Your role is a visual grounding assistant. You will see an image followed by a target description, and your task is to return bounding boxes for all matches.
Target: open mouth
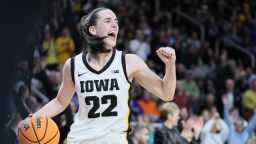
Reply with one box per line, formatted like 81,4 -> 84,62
107,31 -> 117,39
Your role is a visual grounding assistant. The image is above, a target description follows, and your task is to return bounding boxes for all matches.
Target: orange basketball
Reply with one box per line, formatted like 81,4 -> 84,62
18,115 -> 60,144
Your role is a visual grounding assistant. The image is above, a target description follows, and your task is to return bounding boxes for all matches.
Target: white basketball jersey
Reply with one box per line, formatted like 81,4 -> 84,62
67,50 -> 131,143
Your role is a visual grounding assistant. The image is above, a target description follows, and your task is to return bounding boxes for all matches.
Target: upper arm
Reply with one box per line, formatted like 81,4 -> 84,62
56,58 -> 75,106
126,54 -> 164,99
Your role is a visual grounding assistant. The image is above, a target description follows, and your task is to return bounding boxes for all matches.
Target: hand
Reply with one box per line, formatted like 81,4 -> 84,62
222,96 -> 228,106
16,114 -> 33,138
156,47 -> 176,65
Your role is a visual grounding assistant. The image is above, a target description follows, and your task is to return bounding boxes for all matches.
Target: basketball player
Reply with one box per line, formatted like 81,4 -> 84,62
19,7 -> 176,144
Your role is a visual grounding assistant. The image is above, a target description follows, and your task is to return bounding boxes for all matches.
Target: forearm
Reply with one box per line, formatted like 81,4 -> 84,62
162,63 -> 176,101
223,106 -> 232,127
34,98 -> 68,118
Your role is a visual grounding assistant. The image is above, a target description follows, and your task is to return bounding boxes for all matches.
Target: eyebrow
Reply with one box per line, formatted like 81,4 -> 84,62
103,18 -> 118,21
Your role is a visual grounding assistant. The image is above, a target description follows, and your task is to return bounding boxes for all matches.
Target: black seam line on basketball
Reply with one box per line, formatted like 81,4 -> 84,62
38,116 -> 48,141
31,117 -> 41,144
44,130 -> 59,144
19,127 -> 39,143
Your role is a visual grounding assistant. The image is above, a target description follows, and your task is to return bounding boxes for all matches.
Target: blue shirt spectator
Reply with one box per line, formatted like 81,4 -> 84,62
223,98 -> 256,144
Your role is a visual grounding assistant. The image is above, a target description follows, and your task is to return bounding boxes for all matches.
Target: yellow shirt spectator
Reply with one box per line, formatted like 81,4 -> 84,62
42,34 -> 57,65
56,27 -> 75,64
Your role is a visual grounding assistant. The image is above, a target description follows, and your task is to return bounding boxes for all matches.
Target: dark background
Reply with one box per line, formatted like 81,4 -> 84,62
0,0 -> 46,143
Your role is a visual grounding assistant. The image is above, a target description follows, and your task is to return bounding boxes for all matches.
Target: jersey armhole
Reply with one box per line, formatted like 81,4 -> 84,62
71,57 -> 75,84
121,52 -> 132,84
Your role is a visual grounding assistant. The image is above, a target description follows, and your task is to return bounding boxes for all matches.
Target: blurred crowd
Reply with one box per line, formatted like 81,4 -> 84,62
4,0 -> 256,144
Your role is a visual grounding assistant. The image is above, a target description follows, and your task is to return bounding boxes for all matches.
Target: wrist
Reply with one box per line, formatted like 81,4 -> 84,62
166,62 -> 175,68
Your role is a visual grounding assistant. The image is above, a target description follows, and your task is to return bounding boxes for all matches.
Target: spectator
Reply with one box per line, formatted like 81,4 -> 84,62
128,29 -> 151,61
203,93 -> 216,111
200,107 -> 229,144
181,44 -> 199,69
138,90 -> 160,122
129,124 -> 150,144
223,96 -> 256,144
56,27 -> 75,65
180,70 -> 200,97
243,78 -> 256,120
41,31 -> 58,70
219,79 -> 242,115
130,94 -> 144,121
187,115 -> 205,142
154,102 -> 189,144
173,81 -> 190,110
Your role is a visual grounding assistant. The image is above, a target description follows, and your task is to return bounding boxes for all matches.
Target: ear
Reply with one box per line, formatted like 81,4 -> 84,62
88,26 -> 96,36
167,113 -> 173,120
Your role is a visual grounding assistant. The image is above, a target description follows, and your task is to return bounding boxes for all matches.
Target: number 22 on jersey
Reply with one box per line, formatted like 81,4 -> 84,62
85,95 -> 118,118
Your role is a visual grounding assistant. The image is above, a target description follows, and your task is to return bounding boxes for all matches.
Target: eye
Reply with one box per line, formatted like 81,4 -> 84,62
114,19 -> 119,24
105,20 -> 111,23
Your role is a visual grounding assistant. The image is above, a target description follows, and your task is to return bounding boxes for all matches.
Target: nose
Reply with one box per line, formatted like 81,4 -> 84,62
111,21 -> 118,29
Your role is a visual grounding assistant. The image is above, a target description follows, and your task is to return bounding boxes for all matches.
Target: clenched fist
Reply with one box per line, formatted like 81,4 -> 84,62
156,47 -> 176,65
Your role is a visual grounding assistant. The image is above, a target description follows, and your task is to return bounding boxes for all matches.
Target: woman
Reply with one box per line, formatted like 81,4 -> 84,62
18,7 -> 176,144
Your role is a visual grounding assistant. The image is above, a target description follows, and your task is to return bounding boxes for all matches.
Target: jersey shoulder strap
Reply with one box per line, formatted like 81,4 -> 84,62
71,57 -> 75,84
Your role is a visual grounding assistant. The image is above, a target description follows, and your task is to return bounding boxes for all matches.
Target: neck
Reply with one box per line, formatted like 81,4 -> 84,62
87,50 -> 113,67
164,121 -> 175,129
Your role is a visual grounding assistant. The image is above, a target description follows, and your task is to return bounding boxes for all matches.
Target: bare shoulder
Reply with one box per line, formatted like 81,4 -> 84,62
62,58 -> 73,81
125,54 -> 145,65
125,54 -> 148,78
63,58 -> 71,71
65,58 -> 71,66
125,54 -> 147,69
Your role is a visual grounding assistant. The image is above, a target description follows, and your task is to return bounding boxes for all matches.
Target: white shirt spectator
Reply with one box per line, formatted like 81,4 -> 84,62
129,39 -> 150,61
128,29 -> 151,61
201,118 -> 229,144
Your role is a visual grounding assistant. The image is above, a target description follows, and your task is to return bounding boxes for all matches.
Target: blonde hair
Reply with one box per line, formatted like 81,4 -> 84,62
160,102 -> 180,121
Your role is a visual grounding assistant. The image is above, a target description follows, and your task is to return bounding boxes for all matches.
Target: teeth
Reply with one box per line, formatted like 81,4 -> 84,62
107,31 -> 117,39
109,31 -> 116,35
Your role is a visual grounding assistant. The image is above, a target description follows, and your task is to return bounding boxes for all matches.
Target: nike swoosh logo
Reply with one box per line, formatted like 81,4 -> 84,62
112,70 -> 119,73
78,72 -> 87,76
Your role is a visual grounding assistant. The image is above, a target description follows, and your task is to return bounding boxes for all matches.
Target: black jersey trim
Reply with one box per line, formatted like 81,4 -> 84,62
71,57 -> 75,84
82,49 -> 116,75
121,52 -> 132,84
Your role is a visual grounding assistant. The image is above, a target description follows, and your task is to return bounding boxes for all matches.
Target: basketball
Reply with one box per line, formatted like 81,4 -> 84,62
18,115 -> 60,144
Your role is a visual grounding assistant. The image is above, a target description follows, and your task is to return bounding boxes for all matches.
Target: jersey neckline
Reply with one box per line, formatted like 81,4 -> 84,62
82,49 -> 116,75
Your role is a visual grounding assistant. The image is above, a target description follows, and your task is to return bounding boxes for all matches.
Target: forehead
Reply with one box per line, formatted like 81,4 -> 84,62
97,9 -> 117,20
